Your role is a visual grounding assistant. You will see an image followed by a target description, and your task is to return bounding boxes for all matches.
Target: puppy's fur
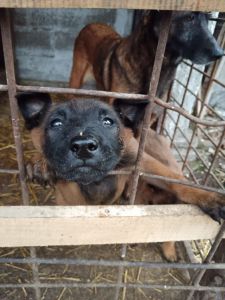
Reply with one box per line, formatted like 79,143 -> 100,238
18,92 -> 225,261
69,11 -> 223,101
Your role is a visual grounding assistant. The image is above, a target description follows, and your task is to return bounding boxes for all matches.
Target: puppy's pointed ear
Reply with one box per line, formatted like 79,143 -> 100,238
113,98 -> 149,133
16,92 -> 52,130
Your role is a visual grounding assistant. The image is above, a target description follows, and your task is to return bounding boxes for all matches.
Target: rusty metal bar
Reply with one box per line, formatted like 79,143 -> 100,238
203,127 -> 225,185
171,64 -> 194,144
128,12 -> 173,205
182,62 -> 219,170
183,62 -> 225,89
0,167 -> 219,194
166,113 -> 224,188
172,80 -> 225,121
0,282 -> 225,292
197,125 -> 225,157
114,244 -> 127,300
156,72 -> 176,133
0,257 -> 225,270
17,84 -> 225,127
0,84 -> 7,91
186,222 -> 225,300
0,7 -> 224,299
0,9 -> 29,205
113,13 -> 173,299
0,8 -> 40,300
111,169 -> 225,194
170,145 -> 199,183
0,168 -> 19,174
163,126 -> 202,184
156,112 -> 164,134
164,143 -> 199,182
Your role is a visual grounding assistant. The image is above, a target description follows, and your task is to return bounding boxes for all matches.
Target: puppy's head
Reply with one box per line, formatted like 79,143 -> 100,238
17,93 -> 148,185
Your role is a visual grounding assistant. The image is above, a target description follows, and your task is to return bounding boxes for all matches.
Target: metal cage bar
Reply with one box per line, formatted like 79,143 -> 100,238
0,9 -> 41,300
0,7 -> 224,300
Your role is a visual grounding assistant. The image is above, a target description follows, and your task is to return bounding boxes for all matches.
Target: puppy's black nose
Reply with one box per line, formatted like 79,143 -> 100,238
71,136 -> 99,158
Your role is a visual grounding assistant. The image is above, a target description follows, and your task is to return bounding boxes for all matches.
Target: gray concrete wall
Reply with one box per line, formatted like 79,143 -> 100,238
12,8 -> 134,85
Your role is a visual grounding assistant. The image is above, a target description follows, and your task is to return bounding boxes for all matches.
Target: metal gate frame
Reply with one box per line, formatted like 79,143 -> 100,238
0,2 -> 225,299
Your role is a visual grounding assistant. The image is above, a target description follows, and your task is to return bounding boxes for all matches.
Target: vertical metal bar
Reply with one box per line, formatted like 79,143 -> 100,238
171,64 -> 194,144
115,12 -> 172,300
156,112 -> 164,134
159,79 -> 174,135
182,61 -> 218,170
203,127 -> 225,185
30,247 -> 41,300
128,11 -> 173,205
186,222 -> 225,300
0,8 -> 29,204
114,244 -> 127,300
0,9 -> 41,300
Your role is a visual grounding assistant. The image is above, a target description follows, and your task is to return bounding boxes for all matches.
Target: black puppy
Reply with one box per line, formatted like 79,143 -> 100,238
17,92 -> 148,204
17,92 -> 225,261
17,92 -> 225,215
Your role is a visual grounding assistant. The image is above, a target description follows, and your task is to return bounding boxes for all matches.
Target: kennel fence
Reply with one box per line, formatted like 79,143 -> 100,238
0,1 -> 225,300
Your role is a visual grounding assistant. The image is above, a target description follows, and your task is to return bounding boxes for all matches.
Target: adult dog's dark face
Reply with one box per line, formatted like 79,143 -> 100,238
153,11 -> 224,64
17,92 -> 148,185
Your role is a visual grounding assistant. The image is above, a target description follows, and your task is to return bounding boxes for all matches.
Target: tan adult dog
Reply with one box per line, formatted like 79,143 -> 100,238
69,11 -> 223,100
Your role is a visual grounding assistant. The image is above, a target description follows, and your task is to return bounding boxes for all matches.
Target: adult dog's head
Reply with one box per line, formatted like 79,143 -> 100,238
150,11 -> 224,64
17,92 -> 148,185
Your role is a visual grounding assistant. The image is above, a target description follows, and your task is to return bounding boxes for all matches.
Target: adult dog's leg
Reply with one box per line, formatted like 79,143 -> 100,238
126,136 -> 225,220
69,40 -> 92,89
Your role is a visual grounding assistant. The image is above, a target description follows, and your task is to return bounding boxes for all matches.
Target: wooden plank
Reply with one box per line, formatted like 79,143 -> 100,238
0,205 -> 224,247
1,0 -> 225,12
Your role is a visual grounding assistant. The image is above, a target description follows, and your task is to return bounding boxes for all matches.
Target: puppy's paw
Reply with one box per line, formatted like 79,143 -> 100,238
26,153 -> 55,187
161,242 -> 177,262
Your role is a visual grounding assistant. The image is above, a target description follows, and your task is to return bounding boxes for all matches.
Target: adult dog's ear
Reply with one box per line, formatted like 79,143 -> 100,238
113,98 -> 149,134
16,92 -> 52,130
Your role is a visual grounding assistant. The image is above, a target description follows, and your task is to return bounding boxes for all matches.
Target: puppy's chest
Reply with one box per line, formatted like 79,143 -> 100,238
79,176 -> 118,204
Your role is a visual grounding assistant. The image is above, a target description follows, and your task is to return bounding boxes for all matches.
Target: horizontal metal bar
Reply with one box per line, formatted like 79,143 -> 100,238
0,168 -> 19,174
197,125 -> 225,158
111,169 -> 225,194
17,85 -> 225,127
141,173 -> 225,194
0,84 -> 7,91
0,257 -> 225,270
170,119 -> 224,188
183,61 -> 225,89
171,92 -> 224,122
0,165 -> 223,194
165,114 -> 224,188
209,17 -> 225,22
0,282 -> 225,292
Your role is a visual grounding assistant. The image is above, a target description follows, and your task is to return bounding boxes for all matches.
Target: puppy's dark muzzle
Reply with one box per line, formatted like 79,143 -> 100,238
70,136 -> 99,159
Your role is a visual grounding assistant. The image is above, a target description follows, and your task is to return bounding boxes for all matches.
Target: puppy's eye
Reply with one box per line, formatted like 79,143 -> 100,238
102,117 -> 114,127
50,118 -> 63,128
